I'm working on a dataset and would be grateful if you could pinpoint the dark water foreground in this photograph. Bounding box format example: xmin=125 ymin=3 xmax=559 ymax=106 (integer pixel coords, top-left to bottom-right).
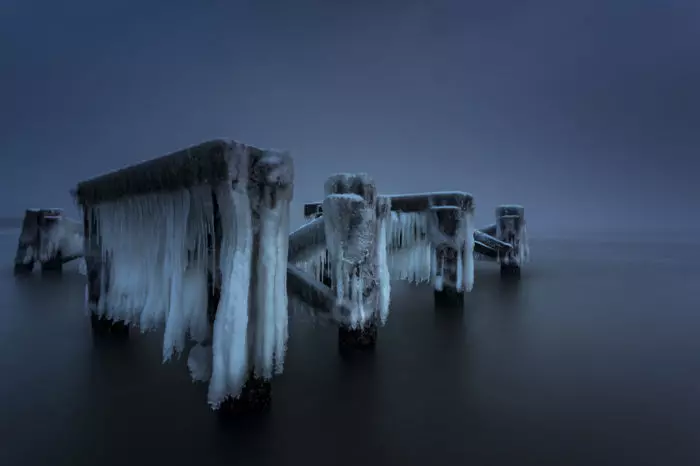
xmin=1 ymin=234 xmax=699 ymax=466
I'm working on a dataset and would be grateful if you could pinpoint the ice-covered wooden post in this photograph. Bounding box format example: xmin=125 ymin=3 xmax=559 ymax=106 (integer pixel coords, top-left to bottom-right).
xmin=13 ymin=209 xmax=40 ymax=274
xmin=428 ymin=194 xmax=475 ymax=307
xmin=322 ymin=173 xmax=390 ymax=352
xmin=13 ymin=208 xmax=69 ymax=274
xmin=495 ymin=205 xmax=528 ymax=277
xmin=74 ymin=139 xmax=294 ymax=415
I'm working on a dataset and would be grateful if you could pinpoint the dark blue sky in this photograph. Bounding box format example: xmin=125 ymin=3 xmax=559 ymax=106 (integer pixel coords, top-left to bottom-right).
xmin=2 ymin=0 xmax=699 ymax=234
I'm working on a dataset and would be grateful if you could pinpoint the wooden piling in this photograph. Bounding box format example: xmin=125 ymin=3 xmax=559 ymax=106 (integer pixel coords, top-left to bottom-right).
xmin=13 ymin=209 xmax=40 ymax=275
xmin=38 ymin=209 xmax=65 ymax=274
xmin=430 ymin=206 xmax=466 ymax=308
xmin=495 ymin=205 xmax=526 ymax=277
xmin=322 ymin=173 xmax=381 ymax=353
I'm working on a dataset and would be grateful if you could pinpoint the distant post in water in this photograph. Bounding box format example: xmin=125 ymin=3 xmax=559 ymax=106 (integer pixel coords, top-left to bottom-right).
xmin=495 ymin=205 xmax=528 ymax=277
xmin=13 ymin=208 xmax=71 ymax=275
xmin=428 ymin=194 xmax=475 ymax=307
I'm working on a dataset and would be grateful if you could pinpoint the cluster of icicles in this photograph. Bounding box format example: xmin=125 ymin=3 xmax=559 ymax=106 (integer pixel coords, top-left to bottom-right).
xmin=89 ymin=150 xmax=290 ymax=409
xmin=291 ymin=205 xmax=476 ymax=327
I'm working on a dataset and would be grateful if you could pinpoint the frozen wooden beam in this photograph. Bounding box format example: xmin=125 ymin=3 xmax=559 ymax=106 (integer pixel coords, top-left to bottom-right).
xmin=286 ymin=264 xmax=351 ymax=322
xmin=474 ymin=241 xmax=498 ymax=259
xmin=474 ymin=231 xmax=513 ymax=252
xmin=478 ymin=223 xmax=497 ymax=236
xmin=303 ymin=190 xmax=473 ymax=217
xmin=288 ymin=216 xmax=326 ymax=262
xmin=73 ymin=139 xmax=273 ymax=206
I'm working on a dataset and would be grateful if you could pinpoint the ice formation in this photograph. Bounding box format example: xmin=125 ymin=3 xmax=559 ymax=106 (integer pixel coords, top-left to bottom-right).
xmin=376 ymin=196 xmax=392 ymax=324
xmin=323 ymin=193 xmax=375 ymax=328
xmin=386 ymin=211 xmax=432 ymax=283
xmin=86 ymin=143 xmax=293 ymax=409
xmin=253 ymin=189 xmax=290 ymax=379
xmin=289 ymin=216 xmax=328 ymax=282
xmin=38 ymin=217 xmax=84 ymax=262
xmin=188 ymin=343 xmax=213 ymax=382
xmin=496 ymin=205 xmax=528 ymax=266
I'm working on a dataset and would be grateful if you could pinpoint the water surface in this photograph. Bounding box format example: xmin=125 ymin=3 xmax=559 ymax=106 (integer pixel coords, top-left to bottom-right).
xmin=1 ymin=233 xmax=698 ymax=466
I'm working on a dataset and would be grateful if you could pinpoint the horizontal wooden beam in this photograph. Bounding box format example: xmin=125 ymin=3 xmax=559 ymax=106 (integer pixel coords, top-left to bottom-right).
xmin=474 ymin=231 xmax=513 ymax=252
xmin=304 ymin=191 xmax=473 ymax=217
xmin=474 ymin=241 xmax=498 ymax=259
xmin=288 ymin=216 xmax=326 ymax=262
xmin=74 ymin=139 xmax=272 ymax=206
xmin=286 ymin=264 xmax=350 ymax=321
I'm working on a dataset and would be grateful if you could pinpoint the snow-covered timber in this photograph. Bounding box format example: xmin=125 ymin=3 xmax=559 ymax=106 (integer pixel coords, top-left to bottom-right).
xmin=303 ymin=191 xmax=475 ymax=306
xmin=304 ymin=193 xmax=529 ymax=292
xmin=495 ymin=204 xmax=529 ymax=277
xmin=73 ymin=139 xmax=294 ymax=412
xmin=13 ymin=208 xmax=84 ymax=275
xmin=322 ymin=173 xmax=391 ymax=352
xmin=304 ymin=200 xmax=520 ymax=266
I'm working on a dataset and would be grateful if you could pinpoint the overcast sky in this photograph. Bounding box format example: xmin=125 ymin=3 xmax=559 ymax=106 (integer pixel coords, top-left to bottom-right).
xmin=2 ymin=0 xmax=699 ymax=234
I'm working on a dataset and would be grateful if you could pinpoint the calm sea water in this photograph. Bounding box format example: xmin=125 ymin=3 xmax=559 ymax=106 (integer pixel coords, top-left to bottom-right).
xmin=1 ymin=229 xmax=699 ymax=466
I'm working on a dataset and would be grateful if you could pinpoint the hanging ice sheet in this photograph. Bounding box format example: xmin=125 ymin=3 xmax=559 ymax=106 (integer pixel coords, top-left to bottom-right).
xmin=386 ymin=211 xmax=432 ymax=283
xmin=427 ymin=206 xmax=475 ymax=292
xmin=93 ymin=185 xmax=216 ymax=361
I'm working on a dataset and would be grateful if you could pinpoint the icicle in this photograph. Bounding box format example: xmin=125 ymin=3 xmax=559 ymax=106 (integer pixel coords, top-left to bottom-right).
xmin=254 ymin=195 xmax=285 ymax=380
xmin=463 ymin=209 xmax=475 ymax=292
xmin=162 ymin=189 xmax=191 ymax=362
xmin=208 ymin=147 xmax=253 ymax=409
xmin=188 ymin=343 xmax=213 ymax=382
xmin=387 ymin=211 xmax=432 ymax=283
xmin=376 ymin=203 xmax=391 ymax=325
xmin=273 ymin=199 xmax=290 ymax=375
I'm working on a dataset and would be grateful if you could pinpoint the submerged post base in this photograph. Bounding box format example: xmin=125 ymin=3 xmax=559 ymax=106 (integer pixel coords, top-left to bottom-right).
xmin=217 ymin=376 xmax=272 ymax=418
xmin=500 ymin=264 xmax=521 ymax=279
xmin=14 ymin=261 xmax=34 ymax=275
xmin=338 ymin=320 xmax=378 ymax=353
xmin=434 ymin=287 xmax=465 ymax=308
xmin=90 ymin=312 xmax=130 ymax=338
xmin=41 ymin=254 xmax=63 ymax=274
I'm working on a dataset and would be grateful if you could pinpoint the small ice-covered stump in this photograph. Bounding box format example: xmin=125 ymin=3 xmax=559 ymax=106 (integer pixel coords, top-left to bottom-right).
xmin=74 ymin=139 xmax=295 ymax=415
xmin=322 ymin=173 xmax=391 ymax=353
xmin=14 ymin=209 xmax=41 ymax=275
xmin=13 ymin=208 xmax=70 ymax=274
xmin=428 ymin=196 xmax=475 ymax=308
xmin=495 ymin=205 xmax=529 ymax=277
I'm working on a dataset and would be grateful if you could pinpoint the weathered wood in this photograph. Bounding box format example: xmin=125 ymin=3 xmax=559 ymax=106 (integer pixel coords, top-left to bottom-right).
xmin=474 ymin=231 xmax=512 ymax=254
xmin=430 ymin=206 xmax=466 ymax=306
xmin=37 ymin=211 xmax=65 ymax=274
xmin=474 ymin=240 xmax=498 ymax=259
xmin=304 ymin=190 xmax=473 ymax=216
xmin=286 ymin=264 xmax=351 ymax=322
xmin=13 ymin=209 xmax=40 ymax=274
xmin=495 ymin=204 xmax=527 ymax=273
xmin=288 ymin=216 xmax=326 ymax=262
xmin=73 ymin=139 xmax=273 ymax=206
xmin=323 ymin=174 xmax=382 ymax=350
